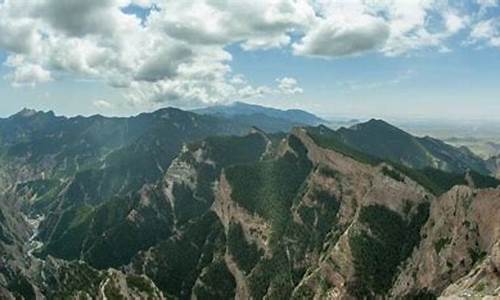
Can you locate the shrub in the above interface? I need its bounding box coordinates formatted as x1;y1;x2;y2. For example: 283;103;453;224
349;204;430;296
227;222;263;274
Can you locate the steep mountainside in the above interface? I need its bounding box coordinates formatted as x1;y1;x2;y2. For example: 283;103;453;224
336;120;490;175
487;155;500;178
126;127;499;299
392;186;500;298
0;108;249;298
0;108;499;299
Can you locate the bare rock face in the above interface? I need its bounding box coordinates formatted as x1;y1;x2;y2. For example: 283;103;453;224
2;122;499;299
208;129;500;299
291;130;433;299
38;257;165;299
440;240;500;299
392;186;500;299
210;130;436;299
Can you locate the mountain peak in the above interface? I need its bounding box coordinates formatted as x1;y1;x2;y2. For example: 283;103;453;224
362;118;394;127
15;108;38;117
348;118;404;134
11;108;55;119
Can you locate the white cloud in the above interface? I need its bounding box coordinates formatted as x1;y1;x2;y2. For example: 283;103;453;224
469;18;500;48
134;44;193;82
444;11;469;34
277;77;303;95
93;99;113;109
35;0;128;37
0;0;496;109
377;0;465;56
293;0;472;58
4;56;52;86
150;0;315;49
4;64;52;87
0;0;312;108
293;14;390;57
477;0;499;15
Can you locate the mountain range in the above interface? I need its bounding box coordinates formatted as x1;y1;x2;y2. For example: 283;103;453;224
192;101;325;132
0;103;499;299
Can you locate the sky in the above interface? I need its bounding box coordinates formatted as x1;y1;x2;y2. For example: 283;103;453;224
0;0;500;120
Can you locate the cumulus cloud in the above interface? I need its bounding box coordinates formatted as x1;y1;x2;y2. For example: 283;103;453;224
36;0;127;37
134;44;193;82
277;77;304;95
292;0;475;58
293;14;389;57
0;0;312;107
4;56;52;86
151;0;315;49
0;0;496;108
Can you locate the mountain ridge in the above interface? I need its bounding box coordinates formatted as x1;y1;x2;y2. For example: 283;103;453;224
336;119;490;175
192;101;326;131
0;106;499;299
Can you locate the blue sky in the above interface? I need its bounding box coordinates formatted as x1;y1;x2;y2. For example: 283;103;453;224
0;0;500;120
229;42;500;120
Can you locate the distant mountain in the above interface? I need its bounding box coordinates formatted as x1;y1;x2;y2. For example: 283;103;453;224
192;101;325;132
336;119;490;175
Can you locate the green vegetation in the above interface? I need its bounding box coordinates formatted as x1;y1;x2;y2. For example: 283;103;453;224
4;108;498;299
40;190;173;269
382;166;405;182
402;203;430;258
104;280;124;299
419;168;466;194
7;275;36;300
5;108;250;268
126;275;155;295
225;135;312;239
0;224;14;244
337;120;433;170
349;204;430;296
85;194;172;269
297;206;316;227
310;189;340;241
468;247;487;265
248;248;294;299
474;282;486;293
194;261;236;300
434;238;452;255
44;262;105;298
469;171;500;189
227;222;263;274
171;182;211;225
203;133;268;168
336;119;490;175
307;126;380;166
138;212;228;298
404;290;437;300
307;126;498;196
16;179;60;198
292;285;315;299
317;165;339;178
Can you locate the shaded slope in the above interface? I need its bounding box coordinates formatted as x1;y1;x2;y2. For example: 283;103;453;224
337;119;490;175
